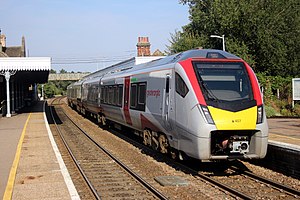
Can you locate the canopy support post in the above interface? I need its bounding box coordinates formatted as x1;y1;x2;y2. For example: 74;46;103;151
0;70;16;117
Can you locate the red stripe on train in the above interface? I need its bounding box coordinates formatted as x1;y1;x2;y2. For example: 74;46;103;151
179;59;206;105
123;76;132;125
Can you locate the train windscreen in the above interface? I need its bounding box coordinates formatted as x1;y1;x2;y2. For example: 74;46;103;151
194;62;255;111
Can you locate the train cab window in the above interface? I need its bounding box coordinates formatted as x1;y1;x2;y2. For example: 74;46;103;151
194;62;253;102
175;73;189;98
130;82;146;111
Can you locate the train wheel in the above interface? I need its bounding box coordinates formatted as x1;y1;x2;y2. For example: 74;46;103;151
97;114;101;125
143;129;152;146
151;136;159;151
101;115;106;126
170;149;179;160
158;134;169;154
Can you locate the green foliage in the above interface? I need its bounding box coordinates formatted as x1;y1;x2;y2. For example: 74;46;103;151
265;105;280;118
38;80;75;98
255;73;300;117
173;0;300;77
174;0;299;116
59;69;68;74
166;30;207;54
293;104;300;117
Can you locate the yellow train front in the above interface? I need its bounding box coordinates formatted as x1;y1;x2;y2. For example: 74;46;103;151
174;50;268;161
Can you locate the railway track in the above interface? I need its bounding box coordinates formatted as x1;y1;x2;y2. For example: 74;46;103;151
47;98;96;199
120;132;300;199
48;97;300;199
47;98;168;200
202;163;300;199
105;127;300;199
109;129;300;199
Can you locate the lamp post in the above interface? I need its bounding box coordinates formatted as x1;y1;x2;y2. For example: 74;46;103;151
210;34;225;51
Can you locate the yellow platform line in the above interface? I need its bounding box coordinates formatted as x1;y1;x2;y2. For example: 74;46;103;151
269;133;300;141
3;113;31;200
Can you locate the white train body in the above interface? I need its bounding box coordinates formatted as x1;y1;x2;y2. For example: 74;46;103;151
67;49;268;161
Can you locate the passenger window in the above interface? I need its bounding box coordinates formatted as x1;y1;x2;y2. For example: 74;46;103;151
105;87;108;103
130;82;146;111
138;83;146;104
101;87;104;103
166;76;170;93
118;85;123;106
130;84;137;108
176;73;189;98
113;86;117;105
101;84;123;107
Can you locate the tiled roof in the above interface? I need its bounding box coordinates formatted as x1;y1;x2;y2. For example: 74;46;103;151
0;51;8;57
5;46;25;57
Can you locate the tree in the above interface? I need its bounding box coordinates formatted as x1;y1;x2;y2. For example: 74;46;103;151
59;69;67;74
166;30;207;54
170;0;300;76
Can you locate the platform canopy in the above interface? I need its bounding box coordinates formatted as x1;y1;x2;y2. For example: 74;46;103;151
0;57;51;117
0;57;51;83
0;57;51;71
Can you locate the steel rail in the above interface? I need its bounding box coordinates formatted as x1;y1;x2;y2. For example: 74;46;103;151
57;98;168;200
48;98;101;200
103;128;254;200
61;108;168;200
230;165;300;197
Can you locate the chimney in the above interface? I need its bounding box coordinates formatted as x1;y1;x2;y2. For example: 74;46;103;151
21;36;26;57
136;37;151;56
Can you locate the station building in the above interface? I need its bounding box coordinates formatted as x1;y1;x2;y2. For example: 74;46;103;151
0;34;51;117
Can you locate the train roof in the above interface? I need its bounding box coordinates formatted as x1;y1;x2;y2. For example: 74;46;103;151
70;49;241;85
82;56;164;80
115;49;241;73
142;49;240;67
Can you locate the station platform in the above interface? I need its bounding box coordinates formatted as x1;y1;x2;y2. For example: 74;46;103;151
268;118;300;150
0;101;299;199
0;101;79;200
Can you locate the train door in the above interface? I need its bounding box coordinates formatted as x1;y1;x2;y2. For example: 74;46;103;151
163;74;174;131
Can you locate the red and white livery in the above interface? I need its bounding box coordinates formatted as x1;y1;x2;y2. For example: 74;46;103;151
67;49;268;161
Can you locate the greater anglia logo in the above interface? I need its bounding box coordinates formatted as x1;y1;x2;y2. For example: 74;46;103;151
147;90;160;98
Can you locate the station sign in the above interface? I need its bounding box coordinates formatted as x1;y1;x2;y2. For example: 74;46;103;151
292;78;300;101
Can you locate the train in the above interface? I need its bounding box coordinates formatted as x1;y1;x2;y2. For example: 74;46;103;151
67;49;268;161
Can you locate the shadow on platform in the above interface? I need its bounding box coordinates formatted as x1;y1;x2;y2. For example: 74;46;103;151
16;101;45;113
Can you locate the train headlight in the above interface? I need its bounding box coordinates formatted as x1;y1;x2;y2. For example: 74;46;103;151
201;105;215;124
257;105;263;124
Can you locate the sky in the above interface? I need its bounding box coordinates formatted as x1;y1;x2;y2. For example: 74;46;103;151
0;0;190;73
